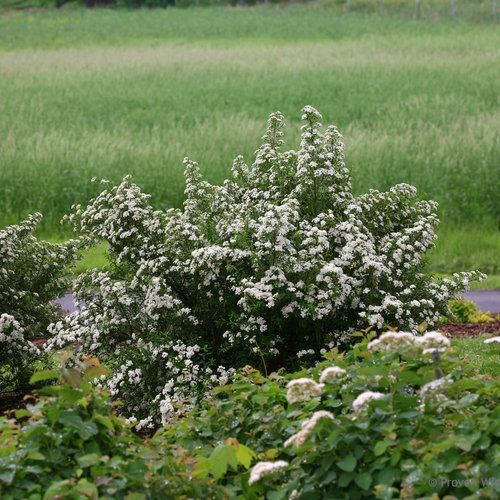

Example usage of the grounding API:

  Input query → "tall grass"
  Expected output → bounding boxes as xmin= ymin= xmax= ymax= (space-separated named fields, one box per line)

xmin=0 ymin=8 xmax=498 ymax=274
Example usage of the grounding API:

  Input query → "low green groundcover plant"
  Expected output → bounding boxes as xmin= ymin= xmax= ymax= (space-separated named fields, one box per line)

xmin=45 ymin=106 xmax=484 ymax=428
xmin=0 ymin=214 xmax=87 ymax=391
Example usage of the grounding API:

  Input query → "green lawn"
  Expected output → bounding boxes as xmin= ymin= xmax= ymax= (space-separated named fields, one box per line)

xmin=0 ymin=7 xmax=499 ymax=277
xmin=452 ymin=336 xmax=500 ymax=376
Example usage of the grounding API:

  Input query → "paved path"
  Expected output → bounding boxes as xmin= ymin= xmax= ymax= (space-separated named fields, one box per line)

xmin=463 ymin=290 xmax=500 ymax=315
xmin=53 ymin=290 xmax=500 ymax=315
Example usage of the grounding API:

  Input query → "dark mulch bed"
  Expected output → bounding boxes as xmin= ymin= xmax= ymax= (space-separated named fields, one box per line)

xmin=437 ymin=320 xmax=500 ymax=338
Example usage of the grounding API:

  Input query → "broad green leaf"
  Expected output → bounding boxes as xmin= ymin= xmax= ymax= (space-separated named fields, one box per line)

xmin=65 ymin=368 xmax=82 ymax=388
xmin=77 ymin=454 xmax=100 ymax=467
xmin=354 ymin=472 xmax=372 ymax=490
xmin=75 ymin=479 xmax=98 ymax=498
xmin=266 ymin=490 xmax=287 ymax=500
xmin=84 ymin=365 xmax=110 ymax=382
xmin=29 ymin=370 xmax=58 ymax=384
xmin=43 ymin=479 xmax=72 ymax=500
xmin=234 ymin=443 xmax=257 ymax=469
xmin=358 ymin=366 xmax=388 ymax=376
xmin=0 ymin=469 xmax=16 ymax=485
xmin=60 ymin=387 xmax=84 ymax=405
xmin=377 ymin=466 xmax=399 ymax=486
xmin=337 ymin=454 xmax=357 ymax=472
xmin=209 ymin=445 xmax=238 ymax=479
xmin=138 ymin=448 xmax=160 ymax=460
xmin=93 ymin=415 xmax=115 ymax=431
xmin=59 ymin=410 xmax=83 ymax=428
xmin=390 ymin=448 xmax=401 ymax=466
xmin=15 ymin=409 xmax=31 ymax=419
xmin=338 ymin=470 xmax=355 ymax=487
xmin=374 ymin=441 xmax=387 ymax=456
xmin=27 ymin=451 xmax=45 ymax=461
xmin=456 ymin=438 xmax=472 ymax=452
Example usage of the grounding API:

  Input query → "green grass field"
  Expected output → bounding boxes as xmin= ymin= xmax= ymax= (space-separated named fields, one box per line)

xmin=0 ymin=7 xmax=499 ymax=279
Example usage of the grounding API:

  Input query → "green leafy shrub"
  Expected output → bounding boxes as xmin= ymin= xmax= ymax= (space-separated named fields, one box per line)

xmin=0 ymin=353 xmax=227 ymax=499
xmin=46 ymin=106 xmax=483 ymax=428
xmin=0 ymin=214 xmax=86 ymax=391
xmin=442 ymin=297 xmax=495 ymax=323
xmin=240 ymin=331 xmax=500 ymax=499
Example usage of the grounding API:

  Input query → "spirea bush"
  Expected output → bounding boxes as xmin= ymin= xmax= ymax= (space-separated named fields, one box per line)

xmin=0 ymin=214 xmax=86 ymax=391
xmin=46 ymin=106 xmax=483 ymax=428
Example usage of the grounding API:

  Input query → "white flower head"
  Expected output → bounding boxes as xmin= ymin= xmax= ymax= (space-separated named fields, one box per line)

xmin=286 ymin=377 xmax=324 ymax=404
xmin=415 ymin=331 xmax=450 ymax=353
xmin=248 ymin=460 xmax=289 ymax=485
xmin=319 ymin=366 xmax=347 ymax=383
xmin=352 ymin=391 xmax=385 ymax=412
xmin=284 ymin=410 xmax=336 ymax=448
xmin=367 ymin=331 xmax=415 ymax=352
xmin=484 ymin=336 xmax=500 ymax=344
xmin=419 ymin=377 xmax=450 ymax=400
xmin=418 ymin=377 xmax=451 ymax=410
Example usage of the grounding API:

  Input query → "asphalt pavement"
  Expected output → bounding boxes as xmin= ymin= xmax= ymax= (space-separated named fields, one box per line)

xmin=53 ymin=289 xmax=500 ymax=316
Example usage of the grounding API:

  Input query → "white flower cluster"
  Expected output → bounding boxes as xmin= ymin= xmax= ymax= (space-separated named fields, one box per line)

xmin=367 ymin=331 xmax=415 ymax=352
xmin=418 ymin=377 xmax=451 ymax=411
xmin=414 ymin=330 xmax=451 ymax=354
xmin=0 ymin=313 xmax=40 ymax=357
xmin=248 ymin=460 xmax=289 ymax=485
xmin=284 ymin=410 xmax=337 ymax=448
xmin=352 ymin=391 xmax=386 ymax=412
xmin=319 ymin=365 xmax=347 ymax=383
xmin=286 ymin=377 xmax=324 ymax=404
xmin=46 ymin=106 xmax=481 ymax=425
xmin=367 ymin=329 xmax=451 ymax=355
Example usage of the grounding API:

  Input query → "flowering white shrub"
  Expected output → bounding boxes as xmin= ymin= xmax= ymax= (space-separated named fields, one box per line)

xmin=46 ymin=106 xmax=483 ymax=426
xmin=0 ymin=214 xmax=85 ymax=390
xmin=367 ymin=330 xmax=415 ymax=352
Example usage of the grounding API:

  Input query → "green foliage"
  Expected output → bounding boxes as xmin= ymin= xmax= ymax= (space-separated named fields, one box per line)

xmin=46 ymin=107 xmax=483 ymax=428
xmin=156 ymin=332 xmax=500 ymax=498
xmin=442 ymin=298 xmax=495 ymax=323
xmin=0 ymin=215 xmax=87 ymax=391
xmin=452 ymin=336 xmax=500 ymax=376
xmin=0 ymin=353 xmax=227 ymax=499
